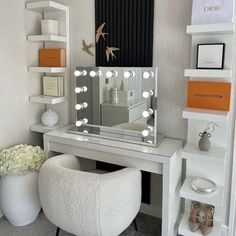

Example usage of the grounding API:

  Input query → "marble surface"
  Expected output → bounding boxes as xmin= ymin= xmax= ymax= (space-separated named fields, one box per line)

xmin=0 ymin=212 xmax=161 ymax=236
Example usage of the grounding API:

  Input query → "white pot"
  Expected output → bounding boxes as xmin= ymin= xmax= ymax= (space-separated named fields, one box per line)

xmin=0 ymin=172 xmax=41 ymax=226
xmin=41 ymin=19 xmax=59 ymax=35
xmin=41 ymin=109 xmax=59 ymax=127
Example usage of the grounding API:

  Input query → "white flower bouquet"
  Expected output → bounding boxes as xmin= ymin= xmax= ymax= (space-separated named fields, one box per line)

xmin=0 ymin=144 xmax=45 ymax=176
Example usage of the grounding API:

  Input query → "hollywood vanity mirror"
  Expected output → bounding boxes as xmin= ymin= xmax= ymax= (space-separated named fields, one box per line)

xmin=68 ymin=67 xmax=164 ymax=146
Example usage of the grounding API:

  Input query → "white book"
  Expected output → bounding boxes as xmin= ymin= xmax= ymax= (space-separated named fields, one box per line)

xmin=192 ymin=0 xmax=235 ymax=25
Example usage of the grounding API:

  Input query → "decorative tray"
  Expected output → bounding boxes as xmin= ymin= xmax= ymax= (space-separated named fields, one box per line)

xmin=191 ymin=178 xmax=217 ymax=195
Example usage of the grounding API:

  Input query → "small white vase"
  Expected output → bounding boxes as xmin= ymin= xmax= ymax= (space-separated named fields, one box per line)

xmin=41 ymin=109 xmax=59 ymax=127
xmin=0 ymin=172 xmax=41 ymax=226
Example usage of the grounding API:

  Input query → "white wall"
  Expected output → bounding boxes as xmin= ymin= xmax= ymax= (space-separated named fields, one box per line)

xmin=0 ymin=0 xmax=44 ymax=150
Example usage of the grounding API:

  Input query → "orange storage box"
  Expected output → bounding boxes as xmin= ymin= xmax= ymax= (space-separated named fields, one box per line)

xmin=39 ymin=48 xmax=66 ymax=67
xmin=187 ymin=81 xmax=231 ymax=111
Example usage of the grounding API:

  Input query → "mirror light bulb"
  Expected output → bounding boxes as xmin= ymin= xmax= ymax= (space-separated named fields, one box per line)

xmin=124 ymin=71 xmax=135 ymax=79
xmin=90 ymin=71 xmax=101 ymax=77
xmin=75 ymin=102 xmax=88 ymax=110
xmin=75 ymin=86 xmax=88 ymax=94
xmin=142 ymin=90 xmax=154 ymax=99
xmin=142 ymin=126 xmax=154 ymax=137
xmin=142 ymin=109 xmax=154 ymax=118
xmin=143 ymin=71 xmax=154 ymax=79
xmin=74 ymin=70 xmax=87 ymax=77
xmin=106 ymin=71 xmax=118 ymax=78
xmin=76 ymin=118 xmax=88 ymax=127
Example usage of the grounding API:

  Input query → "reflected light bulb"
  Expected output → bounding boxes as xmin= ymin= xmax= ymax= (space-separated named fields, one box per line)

xmin=124 ymin=71 xmax=135 ymax=79
xmin=142 ymin=109 xmax=154 ymax=118
xmin=83 ymin=118 xmax=88 ymax=124
xmin=90 ymin=71 xmax=101 ymax=77
xmin=76 ymin=120 xmax=82 ymax=127
xmin=142 ymin=90 xmax=154 ymax=99
xmin=147 ymin=140 xmax=153 ymax=144
xmin=106 ymin=71 xmax=118 ymax=78
xmin=143 ymin=71 xmax=154 ymax=79
xmin=83 ymin=130 xmax=89 ymax=133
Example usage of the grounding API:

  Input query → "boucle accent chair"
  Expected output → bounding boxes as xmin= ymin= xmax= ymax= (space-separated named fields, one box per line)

xmin=39 ymin=154 xmax=142 ymax=236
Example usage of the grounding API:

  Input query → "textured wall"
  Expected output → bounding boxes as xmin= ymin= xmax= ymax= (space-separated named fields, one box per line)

xmin=0 ymin=0 xmax=44 ymax=150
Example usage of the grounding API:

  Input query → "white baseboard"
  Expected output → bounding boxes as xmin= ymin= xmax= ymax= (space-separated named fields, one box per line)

xmin=140 ymin=203 xmax=162 ymax=219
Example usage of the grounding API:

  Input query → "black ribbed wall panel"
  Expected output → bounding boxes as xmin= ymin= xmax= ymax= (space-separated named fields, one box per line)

xmin=95 ymin=0 xmax=154 ymax=67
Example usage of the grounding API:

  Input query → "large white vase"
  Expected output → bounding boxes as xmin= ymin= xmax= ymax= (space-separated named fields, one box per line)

xmin=0 ymin=172 xmax=41 ymax=226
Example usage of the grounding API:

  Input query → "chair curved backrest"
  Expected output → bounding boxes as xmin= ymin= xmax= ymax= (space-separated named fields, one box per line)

xmin=39 ymin=154 xmax=141 ymax=236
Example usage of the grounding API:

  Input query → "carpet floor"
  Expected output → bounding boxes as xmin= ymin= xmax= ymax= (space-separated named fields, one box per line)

xmin=0 ymin=212 xmax=161 ymax=236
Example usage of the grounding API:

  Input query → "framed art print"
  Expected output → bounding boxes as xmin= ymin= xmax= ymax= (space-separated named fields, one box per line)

xmin=196 ymin=43 xmax=225 ymax=69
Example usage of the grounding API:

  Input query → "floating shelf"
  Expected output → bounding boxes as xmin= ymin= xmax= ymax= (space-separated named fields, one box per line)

xmin=28 ymin=35 xmax=68 ymax=42
xmin=187 ymin=23 xmax=235 ymax=35
xmin=182 ymin=143 xmax=226 ymax=164
xmin=28 ymin=67 xmax=66 ymax=73
xmin=179 ymin=213 xmax=221 ymax=236
xmin=180 ymin=177 xmax=223 ymax=207
xmin=184 ymin=69 xmax=232 ymax=78
xmin=30 ymin=123 xmax=66 ymax=133
xmin=26 ymin=1 xmax=68 ymax=12
xmin=183 ymin=108 xmax=229 ymax=123
xmin=30 ymin=95 xmax=66 ymax=105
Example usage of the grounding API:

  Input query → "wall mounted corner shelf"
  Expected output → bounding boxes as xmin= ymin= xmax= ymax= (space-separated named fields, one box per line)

xmin=182 ymin=143 xmax=226 ymax=164
xmin=30 ymin=95 xmax=66 ymax=105
xmin=28 ymin=67 xmax=66 ymax=73
xmin=26 ymin=1 xmax=68 ymax=12
xmin=27 ymin=35 xmax=68 ymax=42
xmin=30 ymin=123 xmax=66 ymax=133
xmin=183 ymin=108 xmax=229 ymax=122
xmin=180 ymin=177 xmax=223 ymax=207
xmin=186 ymin=23 xmax=235 ymax=35
xmin=184 ymin=69 xmax=232 ymax=78
xmin=179 ymin=213 xmax=221 ymax=236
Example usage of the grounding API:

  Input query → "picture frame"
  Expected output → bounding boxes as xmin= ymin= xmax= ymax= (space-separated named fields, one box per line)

xmin=196 ymin=43 xmax=225 ymax=69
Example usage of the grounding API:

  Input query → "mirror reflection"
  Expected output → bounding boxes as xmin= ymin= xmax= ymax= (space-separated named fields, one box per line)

xmin=68 ymin=67 xmax=162 ymax=146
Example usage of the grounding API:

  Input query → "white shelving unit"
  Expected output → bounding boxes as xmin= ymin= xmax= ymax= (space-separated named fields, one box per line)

xmin=28 ymin=66 xmax=67 ymax=73
xmin=180 ymin=177 xmax=224 ymax=207
xmin=30 ymin=123 xmax=65 ymax=133
xmin=26 ymin=1 xmax=70 ymax=133
xmin=181 ymin=143 xmax=225 ymax=164
xmin=184 ymin=69 xmax=232 ymax=79
xmin=29 ymin=95 xmax=66 ymax=105
xmin=28 ymin=35 xmax=68 ymax=42
xmin=186 ymin=23 xmax=235 ymax=35
xmin=182 ymin=108 xmax=229 ymax=123
xmin=178 ymin=10 xmax=236 ymax=236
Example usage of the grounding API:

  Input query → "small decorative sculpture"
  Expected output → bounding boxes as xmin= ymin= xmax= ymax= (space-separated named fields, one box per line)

xmin=96 ymin=22 xmax=108 ymax=43
xmin=199 ymin=122 xmax=219 ymax=151
xmin=82 ymin=40 xmax=94 ymax=56
xmin=106 ymin=47 xmax=120 ymax=62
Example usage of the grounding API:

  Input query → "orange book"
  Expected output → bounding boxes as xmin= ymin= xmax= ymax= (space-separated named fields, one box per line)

xmin=187 ymin=81 xmax=231 ymax=111
xmin=39 ymin=48 xmax=66 ymax=67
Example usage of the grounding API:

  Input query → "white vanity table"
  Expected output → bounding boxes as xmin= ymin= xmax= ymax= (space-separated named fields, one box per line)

xmin=43 ymin=125 xmax=183 ymax=236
